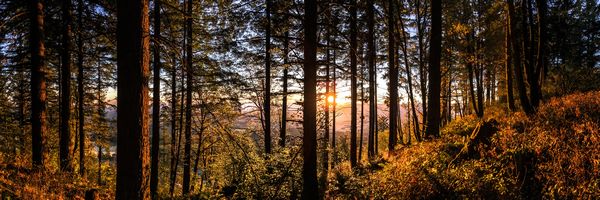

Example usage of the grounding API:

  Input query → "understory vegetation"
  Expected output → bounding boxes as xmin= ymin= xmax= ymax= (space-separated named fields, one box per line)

xmin=2 ymin=91 xmax=598 ymax=199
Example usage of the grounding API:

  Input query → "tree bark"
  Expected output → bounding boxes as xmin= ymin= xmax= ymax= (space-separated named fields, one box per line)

xmin=60 ymin=0 xmax=74 ymax=172
xmin=398 ymin=3 xmax=421 ymax=142
xmin=168 ymin=55 xmax=178 ymax=197
xmin=30 ymin=0 xmax=47 ymax=169
xmin=280 ymin=31 xmax=289 ymax=147
xmin=77 ymin=0 xmax=85 ymax=176
xmin=349 ymin=0 xmax=358 ymax=168
xmin=507 ymin=0 xmax=534 ymax=115
xmin=263 ymin=0 xmax=272 ymax=155
xmin=182 ymin=0 xmax=193 ymax=194
xmin=415 ymin=0 xmax=427 ymax=134
xmin=367 ymin=0 xmax=376 ymax=159
xmin=387 ymin=0 xmax=399 ymax=149
xmin=302 ymin=0 xmax=318 ymax=198
xmin=505 ymin=8 xmax=516 ymax=112
xmin=116 ymin=0 xmax=151 ymax=198
xmin=426 ymin=0 xmax=441 ymax=138
xmin=533 ymin=0 xmax=547 ymax=108
xmin=150 ymin=0 xmax=161 ymax=197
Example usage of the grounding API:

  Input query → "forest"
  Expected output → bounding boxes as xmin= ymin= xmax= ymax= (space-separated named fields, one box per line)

xmin=0 ymin=0 xmax=599 ymax=199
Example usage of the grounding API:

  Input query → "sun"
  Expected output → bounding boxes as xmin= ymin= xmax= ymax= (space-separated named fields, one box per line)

xmin=327 ymin=95 xmax=335 ymax=104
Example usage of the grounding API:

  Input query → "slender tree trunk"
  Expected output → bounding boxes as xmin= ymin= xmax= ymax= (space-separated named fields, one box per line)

xmin=116 ymin=0 xmax=151 ymax=198
xmin=280 ymin=31 xmax=289 ymax=147
xmin=191 ymin=109 xmax=206 ymax=192
xmin=77 ymin=0 xmax=85 ymax=176
xmin=416 ymin=0 xmax=427 ymax=133
xmin=18 ymin=65 xmax=25 ymax=154
xmin=60 ymin=0 xmax=74 ymax=172
xmin=30 ymin=0 xmax=47 ymax=169
xmin=349 ymin=0 xmax=358 ymax=168
xmin=398 ymin=6 xmax=421 ymax=142
xmin=182 ymin=0 xmax=193 ymax=194
xmin=263 ymin=0 xmax=272 ymax=155
xmin=359 ymin=66 xmax=365 ymax=161
xmin=367 ymin=0 xmax=376 ymax=159
xmin=476 ymin=39 xmax=485 ymax=117
xmin=505 ymin=9 xmax=516 ymax=111
xmin=302 ymin=0 xmax=318 ymax=198
xmin=95 ymin=55 xmax=104 ymax=184
xmin=467 ymin=61 xmax=480 ymax=117
xmin=172 ymin=58 xmax=186 ymax=195
xmin=97 ymin=146 xmax=102 ymax=185
xmin=169 ymin=55 xmax=178 ymax=197
xmin=332 ymin=49 xmax=337 ymax=165
xmin=387 ymin=0 xmax=398 ymax=149
xmin=320 ymin=11 xmax=331 ymax=195
xmin=507 ymin=0 xmax=533 ymax=115
xmin=426 ymin=0 xmax=441 ymax=138
xmin=150 ymin=0 xmax=161 ymax=197
xmin=533 ymin=0 xmax=547 ymax=108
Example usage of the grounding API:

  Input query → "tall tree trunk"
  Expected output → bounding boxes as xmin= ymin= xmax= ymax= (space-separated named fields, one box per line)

xmin=77 ymin=0 xmax=85 ymax=176
xmin=169 ymin=55 xmax=178 ymax=197
xmin=387 ymin=0 xmax=398 ymax=149
xmin=150 ymin=0 xmax=161 ymax=197
xmin=332 ymin=49 xmax=337 ymax=165
xmin=95 ymin=50 xmax=104 ymax=184
xmin=426 ymin=0 xmax=441 ymax=138
xmin=97 ymin=146 xmax=102 ymax=185
xmin=60 ymin=0 xmax=74 ymax=172
xmin=321 ymin=10 xmax=331 ymax=194
xmin=263 ymin=0 xmax=272 ymax=155
xmin=367 ymin=0 xmax=376 ymax=159
xmin=280 ymin=31 xmax=289 ymax=147
xmin=507 ymin=0 xmax=533 ymax=115
xmin=30 ymin=0 xmax=47 ymax=169
xmin=467 ymin=61 xmax=480 ymax=117
xmin=476 ymin=39 xmax=485 ymax=117
xmin=533 ymin=0 xmax=547 ymax=108
xmin=505 ymin=9 xmax=516 ymax=112
xmin=416 ymin=0 xmax=427 ymax=133
xmin=302 ymin=0 xmax=318 ymax=198
xmin=349 ymin=0 xmax=358 ymax=168
xmin=359 ymin=64 xmax=365 ymax=161
xmin=191 ymin=108 xmax=206 ymax=192
xmin=182 ymin=0 xmax=193 ymax=194
xmin=398 ymin=4 xmax=421 ymax=142
xmin=116 ymin=0 xmax=150 ymax=198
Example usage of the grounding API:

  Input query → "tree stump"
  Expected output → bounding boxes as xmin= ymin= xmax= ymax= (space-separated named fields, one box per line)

xmin=450 ymin=119 xmax=499 ymax=165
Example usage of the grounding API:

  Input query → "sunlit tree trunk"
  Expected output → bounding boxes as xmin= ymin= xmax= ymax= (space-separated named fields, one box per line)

xmin=116 ymin=0 xmax=151 ymax=198
xmin=30 ymin=0 xmax=47 ymax=169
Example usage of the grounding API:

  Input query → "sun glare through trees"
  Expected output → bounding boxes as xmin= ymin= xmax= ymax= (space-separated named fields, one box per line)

xmin=0 ymin=0 xmax=599 ymax=199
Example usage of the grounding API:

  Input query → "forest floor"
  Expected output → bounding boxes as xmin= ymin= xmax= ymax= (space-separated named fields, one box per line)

xmin=1 ymin=91 xmax=599 ymax=199
xmin=329 ymin=91 xmax=600 ymax=199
